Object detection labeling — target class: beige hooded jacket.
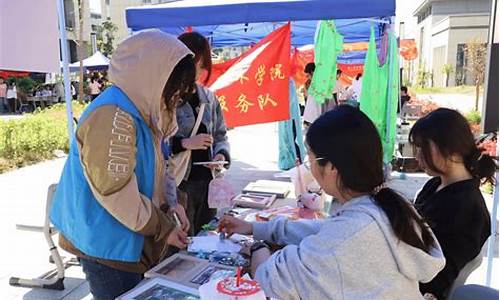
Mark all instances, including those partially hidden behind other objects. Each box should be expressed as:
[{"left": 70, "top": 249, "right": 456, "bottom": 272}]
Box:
[{"left": 60, "top": 30, "right": 193, "bottom": 273}]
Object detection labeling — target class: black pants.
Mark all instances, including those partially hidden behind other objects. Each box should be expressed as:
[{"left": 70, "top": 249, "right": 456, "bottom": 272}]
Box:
[{"left": 179, "top": 179, "right": 216, "bottom": 236}]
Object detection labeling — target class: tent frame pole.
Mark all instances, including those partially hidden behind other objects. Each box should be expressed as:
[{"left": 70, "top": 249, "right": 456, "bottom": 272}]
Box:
[
  {"left": 56, "top": 0, "right": 75, "bottom": 139},
  {"left": 486, "top": 148, "right": 499, "bottom": 286},
  {"left": 385, "top": 17, "right": 396, "bottom": 167}
]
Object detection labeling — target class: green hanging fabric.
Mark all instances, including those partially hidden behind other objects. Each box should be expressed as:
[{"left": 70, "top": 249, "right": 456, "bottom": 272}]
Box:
[
  {"left": 308, "top": 20, "right": 344, "bottom": 104},
  {"left": 360, "top": 26, "right": 399, "bottom": 163}
]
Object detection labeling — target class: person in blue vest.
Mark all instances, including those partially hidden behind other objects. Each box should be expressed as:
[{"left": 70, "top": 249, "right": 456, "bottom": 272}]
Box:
[{"left": 49, "top": 30, "right": 196, "bottom": 300}]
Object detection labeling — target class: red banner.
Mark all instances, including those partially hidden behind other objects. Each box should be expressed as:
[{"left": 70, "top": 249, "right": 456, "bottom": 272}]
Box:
[{"left": 209, "top": 24, "right": 291, "bottom": 127}]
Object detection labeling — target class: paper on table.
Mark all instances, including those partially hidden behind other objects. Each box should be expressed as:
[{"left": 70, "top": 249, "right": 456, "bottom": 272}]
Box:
[{"left": 188, "top": 236, "right": 242, "bottom": 253}]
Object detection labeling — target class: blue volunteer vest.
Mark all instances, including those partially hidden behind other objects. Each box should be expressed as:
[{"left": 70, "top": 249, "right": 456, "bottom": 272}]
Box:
[{"left": 50, "top": 86, "right": 155, "bottom": 262}]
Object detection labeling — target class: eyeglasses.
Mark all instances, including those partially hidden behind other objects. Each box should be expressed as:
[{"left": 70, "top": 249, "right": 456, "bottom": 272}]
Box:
[{"left": 303, "top": 157, "right": 325, "bottom": 170}]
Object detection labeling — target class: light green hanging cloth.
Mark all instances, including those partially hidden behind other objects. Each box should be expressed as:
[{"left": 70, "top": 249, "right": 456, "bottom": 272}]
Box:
[
  {"left": 308, "top": 20, "right": 344, "bottom": 104},
  {"left": 360, "top": 26, "right": 399, "bottom": 163}
]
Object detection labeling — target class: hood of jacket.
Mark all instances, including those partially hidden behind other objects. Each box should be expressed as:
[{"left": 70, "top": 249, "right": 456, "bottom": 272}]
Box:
[{"left": 108, "top": 29, "right": 193, "bottom": 137}]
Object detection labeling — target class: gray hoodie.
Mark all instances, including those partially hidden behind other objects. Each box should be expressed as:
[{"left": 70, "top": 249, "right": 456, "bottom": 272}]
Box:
[{"left": 253, "top": 195, "right": 445, "bottom": 300}]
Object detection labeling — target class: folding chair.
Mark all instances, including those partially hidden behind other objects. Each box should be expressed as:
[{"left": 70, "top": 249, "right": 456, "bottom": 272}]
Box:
[{"left": 9, "top": 184, "right": 79, "bottom": 290}]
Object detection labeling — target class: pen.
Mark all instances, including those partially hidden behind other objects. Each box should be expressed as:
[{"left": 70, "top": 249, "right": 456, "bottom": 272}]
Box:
[{"left": 173, "top": 212, "right": 181, "bottom": 228}]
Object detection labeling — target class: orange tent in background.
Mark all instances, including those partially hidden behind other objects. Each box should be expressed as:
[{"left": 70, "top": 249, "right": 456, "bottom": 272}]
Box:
[
  {"left": 400, "top": 39, "right": 418, "bottom": 61},
  {"left": 343, "top": 42, "right": 368, "bottom": 52},
  {"left": 337, "top": 63, "right": 364, "bottom": 86},
  {"left": 291, "top": 47, "right": 315, "bottom": 87}
]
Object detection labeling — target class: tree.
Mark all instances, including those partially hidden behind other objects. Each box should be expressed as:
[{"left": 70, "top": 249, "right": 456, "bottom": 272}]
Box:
[
  {"left": 96, "top": 21, "right": 118, "bottom": 57},
  {"left": 441, "top": 63, "right": 453, "bottom": 87},
  {"left": 465, "top": 38, "right": 487, "bottom": 111},
  {"left": 416, "top": 64, "right": 430, "bottom": 88}
]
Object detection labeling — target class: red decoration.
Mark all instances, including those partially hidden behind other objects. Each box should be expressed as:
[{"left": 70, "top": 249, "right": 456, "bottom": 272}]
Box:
[
  {"left": 0, "top": 70, "right": 29, "bottom": 79},
  {"left": 216, "top": 277, "right": 261, "bottom": 296}
]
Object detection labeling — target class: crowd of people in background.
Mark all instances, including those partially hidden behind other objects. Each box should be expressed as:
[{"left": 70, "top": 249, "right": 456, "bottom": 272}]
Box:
[{"left": 0, "top": 71, "right": 110, "bottom": 114}]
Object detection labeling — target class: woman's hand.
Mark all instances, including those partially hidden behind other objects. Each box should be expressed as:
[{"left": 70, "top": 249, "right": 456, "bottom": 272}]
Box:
[
  {"left": 169, "top": 204, "right": 190, "bottom": 233},
  {"left": 219, "top": 215, "right": 253, "bottom": 236},
  {"left": 166, "top": 227, "right": 189, "bottom": 249},
  {"left": 423, "top": 293, "right": 438, "bottom": 300},
  {"left": 181, "top": 134, "right": 213, "bottom": 150},
  {"left": 204, "top": 153, "right": 226, "bottom": 170}
]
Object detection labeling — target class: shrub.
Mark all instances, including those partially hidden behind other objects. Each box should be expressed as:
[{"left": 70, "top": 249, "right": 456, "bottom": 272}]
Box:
[
  {"left": 0, "top": 102, "right": 87, "bottom": 173},
  {"left": 465, "top": 110, "right": 481, "bottom": 125}
]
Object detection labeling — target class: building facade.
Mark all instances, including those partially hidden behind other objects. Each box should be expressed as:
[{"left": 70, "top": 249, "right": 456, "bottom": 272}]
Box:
[
  {"left": 413, "top": 0, "right": 491, "bottom": 87},
  {"left": 63, "top": 0, "right": 103, "bottom": 62}
]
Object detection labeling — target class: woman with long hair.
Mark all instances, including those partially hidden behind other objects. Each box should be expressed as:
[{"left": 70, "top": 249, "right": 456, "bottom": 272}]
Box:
[
  {"left": 410, "top": 108, "right": 495, "bottom": 299},
  {"left": 220, "top": 106, "right": 445, "bottom": 300},
  {"left": 170, "top": 32, "right": 230, "bottom": 235}
]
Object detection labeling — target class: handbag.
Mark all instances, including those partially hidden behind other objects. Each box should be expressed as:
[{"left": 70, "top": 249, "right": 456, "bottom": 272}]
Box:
[{"left": 169, "top": 103, "right": 206, "bottom": 186}]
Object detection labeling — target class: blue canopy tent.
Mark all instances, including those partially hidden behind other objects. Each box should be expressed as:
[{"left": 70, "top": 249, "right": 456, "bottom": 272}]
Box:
[
  {"left": 127, "top": 1, "right": 392, "bottom": 63},
  {"left": 131, "top": 19, "right": 385, "bottom": 47},
  {"left": 126, "top": 0, "right": 394, "bottom": 29},
  {"left": 136, "top": 19, "right": 386, "bottom": 64}
]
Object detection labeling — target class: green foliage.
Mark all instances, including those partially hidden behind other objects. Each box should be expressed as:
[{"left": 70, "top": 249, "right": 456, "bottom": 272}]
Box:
[
  {"left": 0, "top": 102, "right": 87, "bottom": 173},
  {"left": 6, "top": 77, "right": 16, "bottom": 85},
  {"left": 96, "top": 21, "right": 118, "bottom": 57},
  {"left": 416, "top": 65, "right": 431, "bottom": 88},
  {"left": 465, "top": 110, "right": 481, "bottom": 125},
  {"left": 441, "top": 64, "right": 453, "bottom": 75},
  {"left": 480, "top": 181, "right": 494, "bottom": 194},
  {"left": 16, "top": 77, "right": 37, "bottom": 94}
]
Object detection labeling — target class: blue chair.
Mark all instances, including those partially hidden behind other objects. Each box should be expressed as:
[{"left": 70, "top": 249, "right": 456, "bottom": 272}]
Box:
[
  {"left": 446, "top": 253, "right": 483, "bottom": 300},
  {"left": 449, "top": 284, "right": 499, "bottom": 300}
]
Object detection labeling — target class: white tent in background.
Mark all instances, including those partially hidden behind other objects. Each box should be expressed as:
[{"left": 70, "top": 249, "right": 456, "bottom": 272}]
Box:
[{"left": 68, "top": 51, "right": 110, "bottom": 72}]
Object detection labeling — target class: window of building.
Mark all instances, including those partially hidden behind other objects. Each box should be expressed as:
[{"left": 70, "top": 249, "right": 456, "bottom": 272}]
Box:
[
  {"left": 455, "top": 44, "right": 468, "bottom": 85},
  {"left": 64, "top": 0, "right": 75, "bottom": 30},
  {"left": 417, "top": 6, "right": 431, "bottom": 24}
]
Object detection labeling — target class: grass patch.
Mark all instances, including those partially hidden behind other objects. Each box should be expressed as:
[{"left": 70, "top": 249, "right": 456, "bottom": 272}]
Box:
[{"left": 0, "top": 102, "right": 87, "bottom": 173}]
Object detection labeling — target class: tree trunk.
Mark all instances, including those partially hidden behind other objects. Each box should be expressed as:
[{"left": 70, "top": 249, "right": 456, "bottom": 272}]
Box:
[
  {"left": 78, "top": 0, "right": 85, "bottom": 104},
  {"left": 475, "top": 81, "right": 480, "bottom": 111},
  {"left": 445, "top": 74, "right": 449, "bottom": 87}
]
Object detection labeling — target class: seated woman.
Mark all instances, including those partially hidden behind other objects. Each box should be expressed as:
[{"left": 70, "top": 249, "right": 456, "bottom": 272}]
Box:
[
  {"left": 220, "top": 105, "right": 445, "bottom": 300},
  {"left": 409, "top": 108, "right": 495, "bottom": 300}
]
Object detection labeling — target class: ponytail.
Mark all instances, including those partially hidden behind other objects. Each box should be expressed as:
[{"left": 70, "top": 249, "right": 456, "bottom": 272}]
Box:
[
  {"left": 373, "top": 188, "right": 435, "bottom": 253},
  {"left": 464, "top": 148, "right": 497, "bottom": 185}
]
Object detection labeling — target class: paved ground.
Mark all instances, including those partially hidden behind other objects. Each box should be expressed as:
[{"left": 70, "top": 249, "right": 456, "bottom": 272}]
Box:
[
  {"left": 0, "top": 122, "right": 498, "bottom": 299},
  {"left": 417, "top": 93, "right": 484, "bottom": 114}
]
